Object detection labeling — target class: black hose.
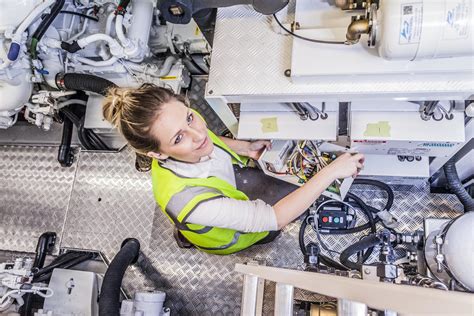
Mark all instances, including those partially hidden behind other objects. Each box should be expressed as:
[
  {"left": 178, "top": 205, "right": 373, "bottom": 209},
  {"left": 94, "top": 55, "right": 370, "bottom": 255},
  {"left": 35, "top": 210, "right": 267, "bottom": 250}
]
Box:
[
  {"left": 319, "top": 254, "right": 349, "bottom": 271},
  {"left": 353, "top": 179, "right": 394, "bottom": 211},
  {"left": 33, "top": 232, "right": 57, "bottom": 269},
  {"left": 34, "top": 253, "right": 94, "bottom": 283},
  {"left": 299, "top": 216, "right": 309, "bottom": 256},
  {"left": 60, "top": 106, "right": 109, "bottom": 151},
  {"left": 56, "top": 73, "right": 117, "bottom": 96},
  {"left": 340, "top": 234, "right": 381, "bottom": 271},
  {"left": 299, "top": 215, "right": 349, "bottom": 271},
  {"left": 34, "top": 252, "right": 85, "bottom": 280},
  {"left": 444, "top": 158, "right": 474, "bottom": 212},
  {"left": 60, "top": 10, "right": 99, "bottom": 21},
  {"left": 20, "top": 232, "right": 57, "bottom": 316},
  {"left": 31, "top": 0, "right": 65, "bottom": 58},
  {"left": 86, "top": 128, "right": 110, "bottom": 150},
  {"left": 58, "top": 116, "right": 75, "bottom": 167},
  {"left": 60, "top": 107, "right": 92, "bottom": 150},
  {"left": 99, "top": 238, "right": 140, "bottom": 316}
]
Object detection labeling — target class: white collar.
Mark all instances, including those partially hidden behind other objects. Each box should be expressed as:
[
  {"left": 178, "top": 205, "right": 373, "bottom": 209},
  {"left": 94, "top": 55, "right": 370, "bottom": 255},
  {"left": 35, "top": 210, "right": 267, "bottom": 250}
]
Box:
[{"left": 161, "top": 148, "right": 218, "bottom": 178}]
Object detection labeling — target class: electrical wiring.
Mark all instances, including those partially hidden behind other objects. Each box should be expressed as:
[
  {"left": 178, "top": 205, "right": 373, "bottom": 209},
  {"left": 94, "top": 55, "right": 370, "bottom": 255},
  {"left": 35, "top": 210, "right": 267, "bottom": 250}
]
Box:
[
  {"left": 273, "top": 14, "right": 346, "bottom": 45},
  {"left": 287, "top": 141, "right": 338, "bottom": 189},
  {"left": 0, "top": 287, "right": 54, "bottom": 309},
  {"left": 60, "top": 10, "right": 99, "bottom": 22}
]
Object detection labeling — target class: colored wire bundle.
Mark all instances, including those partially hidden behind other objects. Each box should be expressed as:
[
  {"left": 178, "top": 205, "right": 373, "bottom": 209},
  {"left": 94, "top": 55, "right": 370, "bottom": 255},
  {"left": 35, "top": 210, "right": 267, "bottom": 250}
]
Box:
[{"left": 286, "top": 141, "right": 337, "bottom": 186}]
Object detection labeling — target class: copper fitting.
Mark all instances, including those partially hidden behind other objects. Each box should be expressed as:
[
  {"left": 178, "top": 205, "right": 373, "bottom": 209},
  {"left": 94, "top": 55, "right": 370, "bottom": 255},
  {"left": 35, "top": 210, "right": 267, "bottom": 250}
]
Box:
[
  {"left": 346, "top": 19, "right": 370, "bottom": 44},
  {"left": 335, "top": 0, "right": 350, "bottom": 9}
]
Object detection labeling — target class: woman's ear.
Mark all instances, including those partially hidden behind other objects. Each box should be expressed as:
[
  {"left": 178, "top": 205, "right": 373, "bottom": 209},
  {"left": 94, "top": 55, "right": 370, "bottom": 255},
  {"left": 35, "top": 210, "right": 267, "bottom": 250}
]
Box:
[{"left": 147, "top": 151, "right": 169, "bottom": 160}]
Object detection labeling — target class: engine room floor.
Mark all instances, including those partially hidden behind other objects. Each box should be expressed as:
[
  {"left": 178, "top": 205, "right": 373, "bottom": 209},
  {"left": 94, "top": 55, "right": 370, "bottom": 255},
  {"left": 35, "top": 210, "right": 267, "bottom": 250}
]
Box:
[{"left": 0, "top": 144, "right": 463, "bottom": 315}]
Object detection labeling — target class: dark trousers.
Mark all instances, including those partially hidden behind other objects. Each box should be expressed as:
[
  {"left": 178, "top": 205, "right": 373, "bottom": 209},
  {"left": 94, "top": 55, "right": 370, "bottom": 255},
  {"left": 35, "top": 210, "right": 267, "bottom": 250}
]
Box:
[{"left": 233, "top": 165, "right": 298, "bottom": 244}]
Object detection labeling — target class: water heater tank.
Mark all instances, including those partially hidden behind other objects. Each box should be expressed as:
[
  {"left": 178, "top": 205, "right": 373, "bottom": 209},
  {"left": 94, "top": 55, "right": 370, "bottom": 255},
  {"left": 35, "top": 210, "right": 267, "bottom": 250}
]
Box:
[
  {"left": 376, "top": 0, "right": 474, "bottom": 60},
  {"left": 425, "top": 212, "right": 474, "bottom": 291}
]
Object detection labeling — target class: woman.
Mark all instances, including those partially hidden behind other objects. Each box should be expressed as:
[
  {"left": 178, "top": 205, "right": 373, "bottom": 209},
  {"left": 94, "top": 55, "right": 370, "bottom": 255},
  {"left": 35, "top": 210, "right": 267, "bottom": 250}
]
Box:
[{"left": 102, "top": 84, "right": 364, "bottom": 255}]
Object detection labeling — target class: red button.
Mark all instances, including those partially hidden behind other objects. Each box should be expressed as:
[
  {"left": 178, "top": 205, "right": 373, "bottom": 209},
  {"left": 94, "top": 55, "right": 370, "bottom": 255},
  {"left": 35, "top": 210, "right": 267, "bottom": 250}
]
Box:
[{"left": 322, "top": 217, "right": 328, "bottom": 223}]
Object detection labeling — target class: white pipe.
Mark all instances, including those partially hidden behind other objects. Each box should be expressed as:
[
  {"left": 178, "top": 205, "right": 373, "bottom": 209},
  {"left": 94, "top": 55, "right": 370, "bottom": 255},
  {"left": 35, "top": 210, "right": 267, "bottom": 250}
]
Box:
[
  {"left": 67, "top": 9, "right": 93, "bottom": 42},
  {"left": 11, "top": 0, "right": 56, "bottom": 42},
  {"left": 158, "top": 55, "right": 177, "bottom": 77},
  {"left": 75, "top": 56, "right": 118, "bottom": 67},
  {"left": 115, "top": 15, "right": 131, "bottom": 47},
  {"left": 105, "top": 11, "right": 116, "bottom": 35},
  {"left": 127, "top": 0, "right": 153, "bottom": 47},
  {"left": 77, "top": 33, "right": 121, "bottom": 51},
  {"left": 57, "top": 99, "right": 87, "bottom": 109}
]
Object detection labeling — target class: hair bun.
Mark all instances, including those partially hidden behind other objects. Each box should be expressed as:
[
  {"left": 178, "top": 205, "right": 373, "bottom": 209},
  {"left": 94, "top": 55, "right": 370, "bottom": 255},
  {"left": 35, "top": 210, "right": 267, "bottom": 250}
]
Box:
[{"left": 102, "top": 87, "right": 136, "bottom": 128}]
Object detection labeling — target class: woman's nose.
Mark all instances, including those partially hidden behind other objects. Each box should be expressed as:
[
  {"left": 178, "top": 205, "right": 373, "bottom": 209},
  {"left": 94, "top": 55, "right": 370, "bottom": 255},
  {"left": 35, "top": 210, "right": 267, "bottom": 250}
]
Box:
[{"left": 189, "top": 128, "right": 205, "bottom": 143}]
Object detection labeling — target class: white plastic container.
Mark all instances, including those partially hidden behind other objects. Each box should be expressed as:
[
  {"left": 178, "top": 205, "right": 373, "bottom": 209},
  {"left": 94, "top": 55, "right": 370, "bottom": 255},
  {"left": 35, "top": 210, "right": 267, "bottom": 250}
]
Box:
[
  {"left": 376, "top": 0, "right": 474, "bottom": 60},
  {"left": 120, "top": 291, "right": 168, "bottom": 316}
]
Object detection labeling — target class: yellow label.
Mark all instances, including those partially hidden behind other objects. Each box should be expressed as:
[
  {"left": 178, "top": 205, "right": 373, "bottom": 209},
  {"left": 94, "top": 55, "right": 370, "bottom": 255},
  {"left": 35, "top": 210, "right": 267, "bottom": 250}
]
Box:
[
  {"left": 160, "top": 76, "right": 177, "bottom": 80},
  {"left": 260, "top": 117, "right": 278, "bottom": 133},
  {"left": 364, "top": 121, "right": 391, "bottom": 137},
  {"left": 195, "top": 27, "right": 201, "bottom": 36}
]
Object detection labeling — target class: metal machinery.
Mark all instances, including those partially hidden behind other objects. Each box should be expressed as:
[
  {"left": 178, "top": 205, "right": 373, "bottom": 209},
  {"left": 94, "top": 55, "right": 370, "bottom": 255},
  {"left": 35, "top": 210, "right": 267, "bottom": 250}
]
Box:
[
  {"left": 0, "top": 0, "right": 210, "bottom": 163},
  {"left": 202, "top": 0, "right": 474, "bottom": 314},
  {"left": 0, "top": 0, "right": 473, "bottom": 314}
]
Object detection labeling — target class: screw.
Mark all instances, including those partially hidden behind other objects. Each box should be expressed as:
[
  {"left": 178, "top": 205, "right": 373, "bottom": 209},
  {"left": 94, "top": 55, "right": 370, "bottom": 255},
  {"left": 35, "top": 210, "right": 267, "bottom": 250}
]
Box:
[
  {"left": 208, "top": 90, "right": 213, "bottom": 95},
  {"left": 364, "top": 268, "right": 371, "bottom": 274},
  {"left": 284, "top": 69, "right": 291, "bottom": 77}
]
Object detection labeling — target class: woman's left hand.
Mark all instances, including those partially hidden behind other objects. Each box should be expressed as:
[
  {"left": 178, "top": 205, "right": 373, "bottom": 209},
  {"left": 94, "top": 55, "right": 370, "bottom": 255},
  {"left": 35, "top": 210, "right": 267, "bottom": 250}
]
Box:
[{"left": 246, "top": 140, "right": 272, "bottom": 160}]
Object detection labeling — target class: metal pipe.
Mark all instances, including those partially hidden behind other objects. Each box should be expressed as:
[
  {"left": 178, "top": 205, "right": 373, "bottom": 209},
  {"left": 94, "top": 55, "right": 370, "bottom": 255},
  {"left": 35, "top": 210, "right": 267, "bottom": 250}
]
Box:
[
  {"left": 241, "top": 274, "right": 259, "bottom": 316},
  {"left": 274, "top": 283, "right": 294, "bottom": 315},
  {"left": 346, "top": 19, "right": 370, "bottom": 44},
  {"left": 337, "top": 299, "right": 367, "bottom": 316}
]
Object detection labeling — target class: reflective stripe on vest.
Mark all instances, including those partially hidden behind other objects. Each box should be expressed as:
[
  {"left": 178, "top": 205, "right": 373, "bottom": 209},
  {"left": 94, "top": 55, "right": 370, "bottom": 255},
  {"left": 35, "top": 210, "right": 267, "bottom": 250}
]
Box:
[{"left": 166, "top": 186, "right": 222, "bottom": 233}]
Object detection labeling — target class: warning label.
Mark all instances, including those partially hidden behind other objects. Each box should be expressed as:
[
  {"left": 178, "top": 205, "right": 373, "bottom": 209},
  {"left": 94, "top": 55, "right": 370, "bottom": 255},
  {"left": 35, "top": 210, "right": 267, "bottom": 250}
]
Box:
[
  {"left": 443, "top": 0, "right": 471, "bottom": 40},
  {"left": 399, "top": 3, "right": 423, "bottom": 44}
]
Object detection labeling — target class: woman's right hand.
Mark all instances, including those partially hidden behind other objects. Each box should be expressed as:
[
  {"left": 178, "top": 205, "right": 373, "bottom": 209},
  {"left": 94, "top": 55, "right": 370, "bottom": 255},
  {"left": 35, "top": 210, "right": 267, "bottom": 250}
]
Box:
[{"left": 324, "top": 152, "right": 365, "bottom": 179}]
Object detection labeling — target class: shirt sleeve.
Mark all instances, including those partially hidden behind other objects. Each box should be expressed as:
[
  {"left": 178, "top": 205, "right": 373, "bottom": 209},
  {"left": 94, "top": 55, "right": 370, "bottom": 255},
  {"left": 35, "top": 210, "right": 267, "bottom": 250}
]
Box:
[{"left": 186, "top": 197, "right": 278, "bottom": 233}]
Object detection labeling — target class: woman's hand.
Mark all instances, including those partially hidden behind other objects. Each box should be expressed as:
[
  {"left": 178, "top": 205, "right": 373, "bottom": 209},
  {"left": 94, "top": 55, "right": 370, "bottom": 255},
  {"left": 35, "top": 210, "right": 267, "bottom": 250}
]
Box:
[
  {"left": 246, "top": 140, "right": 272, "bottom": 160},
  {"left": 323, "top": 152, "right": 365, "bottom": 179}
]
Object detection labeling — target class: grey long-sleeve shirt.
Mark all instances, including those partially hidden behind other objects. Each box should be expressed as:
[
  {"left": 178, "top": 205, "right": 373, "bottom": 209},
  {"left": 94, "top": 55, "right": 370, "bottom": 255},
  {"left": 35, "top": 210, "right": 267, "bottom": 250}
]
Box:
[{"left": 160, "top": 147, "right": 278, "bottom": 232}]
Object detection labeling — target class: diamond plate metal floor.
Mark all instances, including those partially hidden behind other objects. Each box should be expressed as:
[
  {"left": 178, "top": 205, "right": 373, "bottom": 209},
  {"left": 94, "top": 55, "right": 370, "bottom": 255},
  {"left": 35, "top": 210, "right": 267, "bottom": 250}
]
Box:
[{"left": 0, "top": 144, "right": 463, "bottom": 315}]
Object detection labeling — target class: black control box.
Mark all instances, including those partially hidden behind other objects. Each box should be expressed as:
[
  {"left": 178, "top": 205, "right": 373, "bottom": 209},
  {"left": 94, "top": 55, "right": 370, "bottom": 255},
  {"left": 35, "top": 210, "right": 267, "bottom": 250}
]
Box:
[{"left": 317, "top": 202, "right": 355, "bottom": 232}]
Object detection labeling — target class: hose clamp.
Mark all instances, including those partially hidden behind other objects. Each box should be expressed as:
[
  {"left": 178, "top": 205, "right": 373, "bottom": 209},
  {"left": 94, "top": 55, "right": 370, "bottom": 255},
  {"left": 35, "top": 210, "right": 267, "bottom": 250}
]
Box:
[{"left": 55, "top": 72, "right": 66, "bottom": 90}]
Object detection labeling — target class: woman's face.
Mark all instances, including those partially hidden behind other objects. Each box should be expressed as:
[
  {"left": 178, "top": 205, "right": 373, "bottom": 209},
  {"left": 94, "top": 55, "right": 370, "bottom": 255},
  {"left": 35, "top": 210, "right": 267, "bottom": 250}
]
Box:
[{"left": 148, "top": 99, "right": 214, "bottom": 163}]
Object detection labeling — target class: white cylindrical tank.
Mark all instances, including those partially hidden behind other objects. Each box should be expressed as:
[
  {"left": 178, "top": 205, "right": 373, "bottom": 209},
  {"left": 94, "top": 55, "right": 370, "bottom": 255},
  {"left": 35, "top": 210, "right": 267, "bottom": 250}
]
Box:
[
  {"left": 0, "top": 0, "right": 42, "bottom": 31},
  {"left": 376, "top": 0, "right": 474, "bottom": 60},
  {"left": 425, "top": 212, "right": 474, "bottom": 291}
]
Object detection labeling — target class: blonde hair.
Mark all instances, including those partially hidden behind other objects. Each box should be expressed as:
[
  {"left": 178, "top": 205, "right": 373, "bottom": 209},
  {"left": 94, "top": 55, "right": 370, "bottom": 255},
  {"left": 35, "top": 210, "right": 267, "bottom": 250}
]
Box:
[{"left": 102, "top": 83, "right": 187, "bottom": 158}]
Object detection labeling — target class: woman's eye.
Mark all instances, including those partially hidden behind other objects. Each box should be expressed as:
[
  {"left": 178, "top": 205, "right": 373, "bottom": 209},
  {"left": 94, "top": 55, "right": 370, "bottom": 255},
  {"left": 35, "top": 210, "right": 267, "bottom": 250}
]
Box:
[
  {"left": 174, "top": 134, "right": 183, "bottom": 144},
  {"left": 187, "top": 113, "right": 193, "bottom": 124}
]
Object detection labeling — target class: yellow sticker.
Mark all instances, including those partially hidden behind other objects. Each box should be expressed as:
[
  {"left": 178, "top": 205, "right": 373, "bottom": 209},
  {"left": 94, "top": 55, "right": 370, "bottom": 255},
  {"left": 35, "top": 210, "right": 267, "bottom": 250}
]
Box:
[
  {"left": 261, "top": 117, "right": 278, "bottom": 133},
  {"left": 160, "top": 76, "right": 177, "bottom": 80},
  {"left": 364, "top": 121, "right": 391, "bottom": 137},
  {"left": 195, "top": 27, "right": 201, "bottom": 36}
]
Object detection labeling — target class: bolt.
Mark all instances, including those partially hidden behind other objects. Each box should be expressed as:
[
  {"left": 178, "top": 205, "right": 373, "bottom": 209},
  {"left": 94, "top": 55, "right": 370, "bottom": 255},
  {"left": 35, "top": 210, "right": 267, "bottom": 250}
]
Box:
[
  {"left": 364, "top": 268, "right": 371, "bottom": 274},
  {"left": 284, "top": 69, "right": 291, "bottom": 77}
]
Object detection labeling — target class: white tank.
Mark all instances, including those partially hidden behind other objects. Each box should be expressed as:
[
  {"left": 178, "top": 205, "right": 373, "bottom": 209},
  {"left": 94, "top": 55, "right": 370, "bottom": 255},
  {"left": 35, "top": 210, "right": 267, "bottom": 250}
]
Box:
[
  {"left": 442, "top": 212, "right": 474, "bottom": 291},
  {"left": 425, "top": 212, "right": 474, "bottom": 291},
  {"left": 0, "top": 0, "right": 42, "bottom": 31},
  {"left": 376, "top": 0, "right": 474, "bottom": 60}
]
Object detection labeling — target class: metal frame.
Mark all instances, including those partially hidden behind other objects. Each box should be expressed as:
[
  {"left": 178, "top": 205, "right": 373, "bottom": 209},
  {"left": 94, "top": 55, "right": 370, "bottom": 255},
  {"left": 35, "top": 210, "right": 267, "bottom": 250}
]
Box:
[{"left": 235, "top": 263, "right": 474, "bottom": 315}]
